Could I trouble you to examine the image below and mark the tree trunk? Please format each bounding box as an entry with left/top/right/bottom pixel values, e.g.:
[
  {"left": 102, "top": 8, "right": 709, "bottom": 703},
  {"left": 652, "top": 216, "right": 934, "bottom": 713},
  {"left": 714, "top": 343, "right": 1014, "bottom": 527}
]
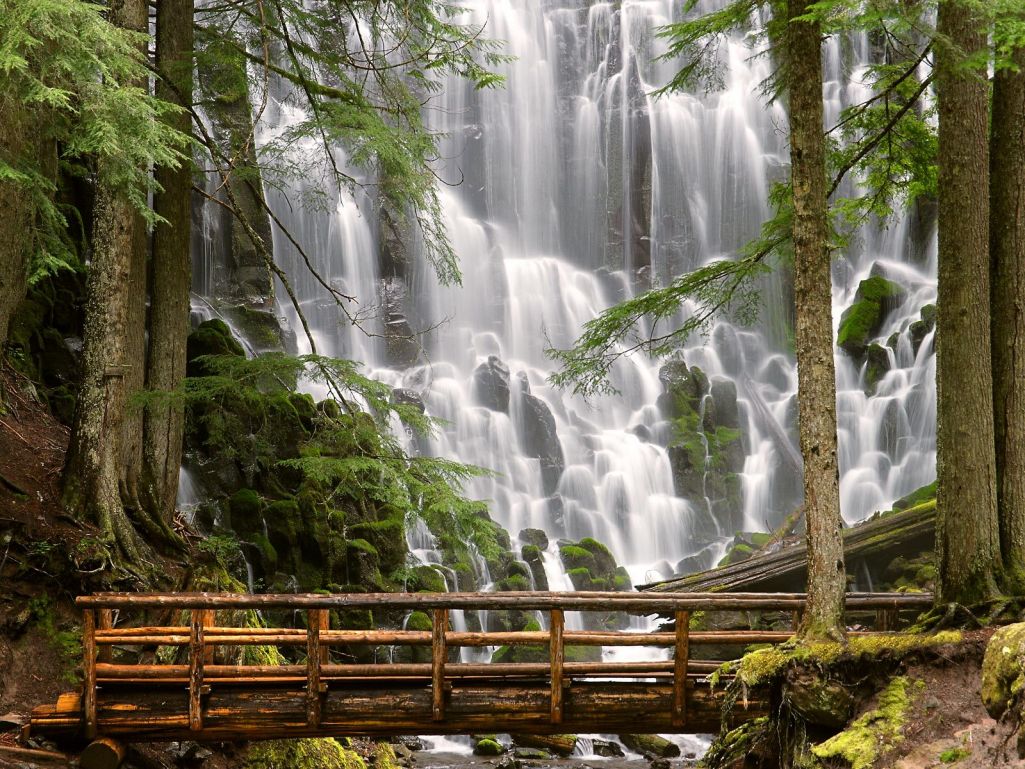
[
  {"left": 62, "top": 0, "right": 150, "bottom": 566},
  {"left": 935, "top": 0, "right": 1001, "bottom": 604},
  {"left": 62, "top": 181, "right": 146, "bottom": 564},
  {"left": 787, "top": 0, "right": 846, "bottom": 641},
  {"left": 991, "top": 40, "right": 1025, "bottom": 590},
  {"left": 142, "top": 0, "right": 194, "bottom": 528},
  {"left": 0, "top": 92, "right": 32, "bottom": 347}
]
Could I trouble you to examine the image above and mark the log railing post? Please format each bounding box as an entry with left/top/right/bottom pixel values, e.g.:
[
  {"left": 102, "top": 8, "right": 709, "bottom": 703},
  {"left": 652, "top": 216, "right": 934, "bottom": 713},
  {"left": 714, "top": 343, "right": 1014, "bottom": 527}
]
[
  {"left": 188, "top": 610, "right": 206, "bottom": 731},
  {"left": 83, "top": 609, "right": 97, "bottom": 739},
  {"left": 201, "top": 610, "right": 216, "bottom": 664},
  {"left": 672, "top": 610, "right": 689, "bottom": 727},
  {"left": 96, "top": 610, "right": 113, "bottom": 664},
  {"left": 550, "top": 609, "right": 564, "bottom": 724},
  {"left": 432, "top": 609, "right": 448, "bottom": 721},
  {"left": 306, "top": 609, "right": 326, "bottom": 727}
]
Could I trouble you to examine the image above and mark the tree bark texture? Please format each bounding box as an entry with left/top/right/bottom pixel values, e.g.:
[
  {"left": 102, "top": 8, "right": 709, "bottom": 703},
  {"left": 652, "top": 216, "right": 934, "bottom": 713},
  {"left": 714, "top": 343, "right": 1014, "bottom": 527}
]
[
  {"left": 991, "top": 41, "right": 1025, "bottom": 588},
  {"left": 787, "top": 0, "right": 846, "bottom": 640},
  {"left": 62, "top": 0, "right": 149, "bottom": 564},
  {"left": 935, "top": 0, "right": 1001, "bottom": 604},
  {"left": 0, "top": 92, "right": 33, "bottom": 346},
  {"left": 143, "top": 0, "right": 194, "bottom": 525}
]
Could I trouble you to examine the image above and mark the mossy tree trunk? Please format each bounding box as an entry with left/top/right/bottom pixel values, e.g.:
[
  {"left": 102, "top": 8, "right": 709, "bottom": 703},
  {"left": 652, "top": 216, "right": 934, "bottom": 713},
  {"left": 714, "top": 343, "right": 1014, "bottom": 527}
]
[
  {"left": 62, "top": 0, "right": 150, "bottom": 567},
  {"left": 787, "top": 0, "right": 846, "bottom": 641},
  {"left": 935, "top": 0, "right": 1001, "bottom": 604},
  {"left": 142, "top": 0, "right": 194, "bottom": 531},
  {"left": 991, "top": 36, "right": 1025, "bottom": 591},
  {"left": 0, "top": 91, "right": 33, "bottom": 349}
]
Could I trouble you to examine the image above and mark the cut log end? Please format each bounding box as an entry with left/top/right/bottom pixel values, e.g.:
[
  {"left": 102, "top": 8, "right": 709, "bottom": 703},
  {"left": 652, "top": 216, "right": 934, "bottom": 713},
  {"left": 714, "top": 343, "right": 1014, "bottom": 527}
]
[{"left": 80, "top": 737, "right": 127, "bottom": 769}]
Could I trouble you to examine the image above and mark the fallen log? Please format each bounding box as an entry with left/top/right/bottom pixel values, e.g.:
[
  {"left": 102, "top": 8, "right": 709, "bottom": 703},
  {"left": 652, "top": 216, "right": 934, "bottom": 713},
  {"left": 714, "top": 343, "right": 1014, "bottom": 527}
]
[{"left": 642, "top": 501, "right": 936, "bottom": 594}]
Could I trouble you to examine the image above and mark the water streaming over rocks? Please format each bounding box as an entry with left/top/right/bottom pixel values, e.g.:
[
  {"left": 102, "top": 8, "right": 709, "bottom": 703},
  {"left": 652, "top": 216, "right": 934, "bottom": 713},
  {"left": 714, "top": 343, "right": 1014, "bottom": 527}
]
[{"left": 188, "top": 0, "right": 937, "bottom": 747}]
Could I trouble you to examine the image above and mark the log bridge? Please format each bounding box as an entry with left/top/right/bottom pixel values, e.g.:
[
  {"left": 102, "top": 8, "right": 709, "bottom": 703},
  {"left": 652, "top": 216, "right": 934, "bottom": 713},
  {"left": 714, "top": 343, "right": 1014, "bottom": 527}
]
[{"left": 28, "top": 591, "right": 932, "bottom": 750}]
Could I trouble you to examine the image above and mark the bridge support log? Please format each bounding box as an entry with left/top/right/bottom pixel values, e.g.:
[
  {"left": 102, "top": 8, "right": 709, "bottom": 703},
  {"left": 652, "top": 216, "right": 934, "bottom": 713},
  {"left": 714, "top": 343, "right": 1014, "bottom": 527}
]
[
  {"left": 81, "top": 737, "right": 126, "bottom": 769},
  {"left": 432, "top": 609, "right": 447, "bottom": 721},
  {"left": 672, "top": 610, "right": 689, "bottom": 727},
  {"left": 550, "top": 609, "right": 564, "bottom": 724}
]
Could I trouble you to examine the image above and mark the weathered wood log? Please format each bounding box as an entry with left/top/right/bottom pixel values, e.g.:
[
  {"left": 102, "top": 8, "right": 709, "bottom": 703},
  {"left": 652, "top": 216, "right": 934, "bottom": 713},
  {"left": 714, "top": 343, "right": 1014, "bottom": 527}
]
[
  {"left": 0, "top": 744, "right": 70, "bottom": 765},
  {"left": 83, "top": 609, "right": 97, "bottom": 739},
  {"left": 673, "top": 611, "right": 689, "bottom": 727},
  {"left": 643, "top": 504, "right": 937, "bottom": 594},
  {"left": 80, "top": 738, "right": 126, "bottom": 769},
  {"left": 31, "top": 680, "right": 766, "bottom": 740},
  {"left": 511, "top": 733, "right": 577, "bottom": 756},
  {"left": 550, "top": 609, "right": 564, "bottom": 724},
  {"left": 76, "top": 591, "right": 933, "bottom": 612},
  {"left": 188, "top": 610, "right": 205, "bottom": 730}
]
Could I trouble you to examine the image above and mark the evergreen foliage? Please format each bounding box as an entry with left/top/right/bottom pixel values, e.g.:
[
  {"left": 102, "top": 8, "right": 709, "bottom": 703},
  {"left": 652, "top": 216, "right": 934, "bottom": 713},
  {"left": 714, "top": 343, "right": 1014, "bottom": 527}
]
[
  {"left": 177, "top": 351, "right": 500, "bottom": 561},
  {"left": 0, "top": 0, "right": 187, "bottom": 279}
]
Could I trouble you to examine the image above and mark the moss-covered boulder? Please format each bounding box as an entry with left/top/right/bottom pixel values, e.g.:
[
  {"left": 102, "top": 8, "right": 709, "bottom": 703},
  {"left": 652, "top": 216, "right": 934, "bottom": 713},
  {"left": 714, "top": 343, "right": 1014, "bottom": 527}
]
[
  {"left": 837, "top": 275, "right": 906, "bottom": 358},
  {"left": 243, "top": 739, "right": 365, "bottom": 769},
  {"left": 473, "top": 738, "right": 506, "bottom": 756},
  {"left": 909, "top": 303, "right": 937, "bottom": 356},
  {"left": 982, "top": 623, "right": 1025, "bottom": 718},
  {"left": 186, "top": 318, "right": 245, "bottom": 376},
  {"left": 521, "top": 544, "right": 548, "bottom": 591},
  {"left": 349, "top": 517, "right": 407, "bottom": 574}
]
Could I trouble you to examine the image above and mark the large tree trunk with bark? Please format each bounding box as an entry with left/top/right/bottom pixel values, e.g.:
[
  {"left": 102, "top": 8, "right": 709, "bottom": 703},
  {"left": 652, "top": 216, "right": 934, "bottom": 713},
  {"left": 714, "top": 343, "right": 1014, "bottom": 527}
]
[
  {"left": 63, "top": 181, "right": 146, "bottom": 564},
  {"left": 62, "top": 0, "right": 150, "bottom": 566},
  {"left": 935, "top": 0, "right": 1001, "bottom": 604},
  {"left": 142, "top": 0, "right": 194, "bottom": 528},
  {"left": 991, "top": 40, "right": 1025, "bottom": 590},
  {"left": 0, "top": 93, "right": 33, "bottom": 347},
  {"left": 787, "top": 0, "right": 846, "bottom": 641}
]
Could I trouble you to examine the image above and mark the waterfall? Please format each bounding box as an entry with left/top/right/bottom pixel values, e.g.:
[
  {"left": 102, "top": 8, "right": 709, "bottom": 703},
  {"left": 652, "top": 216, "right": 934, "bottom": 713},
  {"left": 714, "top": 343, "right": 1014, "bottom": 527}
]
[{"left": 190, "top": 0, "right": 937, "bottom": 588}]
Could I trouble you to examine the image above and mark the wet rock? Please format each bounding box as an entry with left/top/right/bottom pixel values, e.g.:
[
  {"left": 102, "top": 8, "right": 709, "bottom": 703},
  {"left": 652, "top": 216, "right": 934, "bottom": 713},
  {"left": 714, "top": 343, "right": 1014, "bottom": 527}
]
[
  {"left": 518, "top": 528, "right": 549, "bottom": 549},
  {"left": 521, "top": 543, "right": 549, "bottom": 590},
  {"left": 518, "top": 393, "right": 565, "bottom": 495},
  {"left": 865, "top": 342, "right": 891, "bottom": 394},
  {"left": 619, "top": 734, "right": 680, "bottom": 759},
  {"left": 512, "top": 748, "right": 548, "bottom": 760},
  {"left": 631, "top": 423, "right": 652, "bottom": 442},
  {"left": 380, "top": 277, "right": 420, "bottom": 367},
  {"left": 398, "top": 738, "right": 425, "bottom": 752},
  {"left": 223, "top": 304, "right": 289, "bottom": 353},
  {"left": 837, "top": 275, "right": 907, "bottom": 358},
  {"left": 909, "top": 303, "right": 937, "bottom": 356},
  {"left": 473, "top": 355, "right": 511, "bottom": 412},
  {"left": 591, "top": 740, "right": 625, "bottom": 758},
  {"left": 656, "top": 356, "right": 708, "bottom": 417},
  {"left": 708, "top": 379, "right": 740, "bottom": 429}
]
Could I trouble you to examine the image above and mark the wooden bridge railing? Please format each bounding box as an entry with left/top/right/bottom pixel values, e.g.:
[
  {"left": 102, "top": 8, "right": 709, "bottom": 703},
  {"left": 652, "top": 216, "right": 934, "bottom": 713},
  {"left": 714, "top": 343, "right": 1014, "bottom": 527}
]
[{"left": 30, "top": 591, "right": 934, "bottom": 743}]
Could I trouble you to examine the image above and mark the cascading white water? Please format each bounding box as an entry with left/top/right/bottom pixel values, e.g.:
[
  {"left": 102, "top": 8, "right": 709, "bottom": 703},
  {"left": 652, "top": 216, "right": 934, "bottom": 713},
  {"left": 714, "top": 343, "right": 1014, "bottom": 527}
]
[{"left": 190, "top": 0, "right": 938, "bottom": 613}]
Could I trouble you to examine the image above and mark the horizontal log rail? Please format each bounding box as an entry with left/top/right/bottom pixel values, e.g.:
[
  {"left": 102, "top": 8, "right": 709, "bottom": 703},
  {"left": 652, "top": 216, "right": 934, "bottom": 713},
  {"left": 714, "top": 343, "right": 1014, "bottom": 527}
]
[{"left": 29, "top": 590, "right": 932, "bottom": 746}]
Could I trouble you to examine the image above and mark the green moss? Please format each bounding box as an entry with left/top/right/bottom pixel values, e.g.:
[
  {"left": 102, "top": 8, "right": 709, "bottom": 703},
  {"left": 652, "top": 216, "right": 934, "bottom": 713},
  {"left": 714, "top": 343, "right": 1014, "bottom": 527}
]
[
  {"left": 726, "top": 631, "right": 962, "bottom": 689},
  {"left": 373, "top": 742, "right": 401, "bottom": 769},
  {"left": 939, "top": 746, "right": 970, "bottom": 763},
  {"left": 244, "top": 739, "right": 365, "bottom": 769},
  {"left": 559, "top": 545, "right": 596, "bottom": 571},
  {"left": 186, "top": 319, "right": 245, "bottom": 376},
  {"left": 982, "top": 622, "right": 1025, "bottom": 718},
  {"left": 349, "top": 519, "right": 407, "bottom": 572},
  {"left": 811, "top": 676, "right": 915, "bottom": 769},
  {"left": 473, "top": 738, "right": 505, "bottom": 756},
  {"left": 837, "top": 276, "right": 905, "bottom": 357},
  {"left": 893, "top": 481, "right": 937, "bottom": 511},
  {"left": 346, "top": 538, "right": 379, "bottom": 556},
  {"left": 229, "top": 488, "right": 263, "bottom": 521},
  {"left": 496, "top": 574, "right": 531, "bottom": 591},
  {"left": 405, "top": 610, "right": 432, "bottom": 632}
]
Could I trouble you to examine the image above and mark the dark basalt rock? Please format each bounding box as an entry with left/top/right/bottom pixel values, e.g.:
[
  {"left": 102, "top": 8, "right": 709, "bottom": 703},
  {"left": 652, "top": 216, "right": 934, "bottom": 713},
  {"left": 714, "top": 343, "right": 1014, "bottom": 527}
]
[
  {"left": 837, "top": 274, "right": 907, "bottom": 358},
  {"left": 518, "top": 393, "right": 565, "bottom": 496},
  {"left": 518, "top": 528, "right": 549, "bottom": 549},
  {"left": 472, "top": 355, "right": 511, "bottom": 412}
]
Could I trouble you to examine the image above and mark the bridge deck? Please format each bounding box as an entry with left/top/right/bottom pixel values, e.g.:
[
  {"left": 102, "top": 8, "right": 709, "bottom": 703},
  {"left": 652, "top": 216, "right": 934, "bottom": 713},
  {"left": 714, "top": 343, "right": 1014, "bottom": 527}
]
[{"left": 28, "top": 591, "right": 932, "bottom": 743}]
